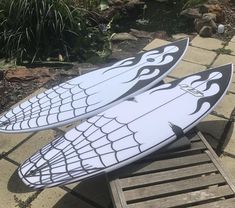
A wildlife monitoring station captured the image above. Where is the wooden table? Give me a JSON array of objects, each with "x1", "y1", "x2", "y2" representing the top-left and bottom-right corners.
[{"x1": 107, "y1": 129, "x2": 235, "y2": 208}]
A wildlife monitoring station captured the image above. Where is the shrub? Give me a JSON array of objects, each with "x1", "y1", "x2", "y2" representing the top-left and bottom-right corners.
[{"x1": 0, "y1": 0, "x2": 107, "y2": 63}]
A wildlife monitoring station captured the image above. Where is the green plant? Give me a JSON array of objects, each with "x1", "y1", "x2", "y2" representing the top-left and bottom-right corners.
[
  {"x1": 0, "y1": 0, "x2": 108, "y2": 63},
  {"x1": 214, "y1": 48, "x2": 233, "y2": 55}
]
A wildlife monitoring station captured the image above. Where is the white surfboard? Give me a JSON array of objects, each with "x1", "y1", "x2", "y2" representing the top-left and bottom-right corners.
[
  {"x1": 0, "y1": 39, "x2": 188, "y2": 133},
  {"x1": 18, "y1": 64, "x2": 233, "y2": 189}
]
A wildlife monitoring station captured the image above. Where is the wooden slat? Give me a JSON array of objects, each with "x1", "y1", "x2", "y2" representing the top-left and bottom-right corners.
[
  {"x1": 124, "y1": 174, "x2": 225, "y2": 203},
  {"x1": 119, "y1": 153, "x2": 210, "y2": 178},
  {"x1": 189, "y1": 197, "x2": 235, "y2": 208},
  {"x1": 128, "y1": 185, "x2": 234, "y2": 208},
  {"x1": 109, "y1": 179, "x2": 128, "y2": 208},
  {"x1": 119, "y1": 163, "x2": 217, "y2": 189},
  {"x1": 197, "y1": 130, "x2": 235, "y2": 193}
]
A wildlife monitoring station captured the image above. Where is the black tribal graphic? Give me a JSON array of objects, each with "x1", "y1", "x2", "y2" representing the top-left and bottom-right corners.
[
  {"x1": 18, "y1": 65, "x2": 233, "y2": 188},
  {"x1": 0, "y1": 39, "x2": 188, "y2": 133}
]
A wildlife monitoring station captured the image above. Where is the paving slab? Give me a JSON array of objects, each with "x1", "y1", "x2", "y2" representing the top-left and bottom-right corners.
[
  {"x1": 168, "y1": 60, "x2": 206, "y2": 78},
  {"x1": 31, "y1": 187, "x2": 95, "y2": 208},
  {"x1": 65, "y1": 175, "x2": 111, "y2": 208},
  {"x1": 212, "y1": 54, "x2": 235, "y2": 66},
  {"x1": 172, "y1": 33, "x2": 188, "y2": 40},
  {"x1": 197, "y1": 114, "x2": 228, "y2": 149},
  {"x1": 0, "y1": 88, "x2": 47, "y2": 154},
  {"x1": 0, "y1": 132, "x2": 34, "y2": 154},
  {"x1": 183, "y1": 46, "x2": 217, "y2": 66},
  {"x1": 220, "y1": 155, "x2": 235, "y2": 182},
  {"x1": 231, "y1": 35, "x2": 235, "y2": 43},
  {"x1": 223, "y1": 122, "x2": 235, "y2": 156},
  {"x1": 143, "y1": 38, "x2": 169, "y2": 51},
  {"x1": 213, "y1": 93, "x2": 235, "y2": 119},
  {"x1": 164, "y1": 76, "x2": 176, "y2": 83},
  {"x1": 191, "y1": 35, "x2": 224, "y2": 51},
  {"x1": 0, "y1": 159, "x2": 36, "y2": 208},
  {"x1": 8, "y1": 129, "x2": 58, "y2": 163},
  {"x1": 225, "y1": 41, "x2": 235, "y2": 56}
]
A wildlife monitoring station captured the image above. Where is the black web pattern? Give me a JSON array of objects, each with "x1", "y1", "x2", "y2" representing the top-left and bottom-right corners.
[
  {"x1": 0, "y1": 81, "x2": 99, "y2": 131},
  {"x1": 19, "y1": 114, "x2": 142, "y2": 187},
  {"x1": 0, "y1": 39, "x2": 187, "y2": 132}
]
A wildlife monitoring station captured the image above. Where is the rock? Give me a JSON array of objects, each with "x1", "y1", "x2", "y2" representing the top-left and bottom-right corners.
[
  {"x1": 199, "y1": 26, "x2": 213, "y2": 37},
  {"x1": 199, "y1": 4, "x2": 224, "y2": 23},
  {"x1": 203, "y1": 13, "x2": 216, "y2": 21},
  {"x1": 5, "y1": 67, "x2": 54, "y2": 84},
  {"x1": 111, "y1": 32, "x2": 138, "y2": 41},
  {"x1": 194, "y1": 15, "x2": 217, "y2": 33},
  {"x1": 130, "y1": 28, "x2": 153, "y2": 38},
  {"x1": 180, "y1": 8, "x2": 202, "y2": 19}
]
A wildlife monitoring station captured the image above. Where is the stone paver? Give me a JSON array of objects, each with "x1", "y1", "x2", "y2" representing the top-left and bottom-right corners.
[
  {"x1": 231, "y1": 35, "x2": 235, "y2": 43},
  {"x1": 213, "y1": 93, "x2": 235, "y2": 119},
  {"x1": 212, "y1": 54, "x2": 235, "y2": 66},
  {"x1": 8, "y1": 129, "x2": 58, "y2": 163},
  {"x1": 197, "y1": 114, "x2": 228, "y2": 149},
  {"x1": 169, "y1": 60, "x2": 206, "y2": 78},
  {"x1": 164, "y1": 76, "x2": 176, "y2": 83},
  {"x1": 0, "y1": 88, "x2": 46, "y2": 154},
  {"x1": 172, "y1": 33, "x2": 188, "y2": 40},
  {"x1": 183, "y1": 46, "x2": 217, "y2": 66},
  {"x1": 65, "y1": 175, "x2": 111, "y2": 208},
  {"x1": 223, "y1": 122, "x2": 235, "y2": 156},
  {"x1": 143, "y1": 38, "x2": 169, "y2": 51},
  {"x1": 220, "y1": 155, "x2": 235, "y2": 182},
  {"x1": 225, "y1": 41, "x2": 235, "y2": 56},
  {"x1": 191, "y1": 35, "x2": 224, "y2": 51},
  {"x1": 31, "y1": 187, "x2": 94, "y2": 208},
  {"x1": 0, "y1": 159, "x2": 36, "y2": 207},
  {"x1": 0, "y1": 132, "x2": 33, "y2": 154}
]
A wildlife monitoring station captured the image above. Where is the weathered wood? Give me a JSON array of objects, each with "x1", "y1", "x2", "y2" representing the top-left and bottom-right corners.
[
  {"x1": 128, "y1": 185, "x2": 234, "y2": 208},
  {"x1": 189, "y1": 197, "x2": 235, "y2": 208},
  {"x1": 119, "y1": 153, "x2": 210, "y2": 178},
  {"x1": 124, "y1": 174, "x2": 225, "y2": 203},
  {"x1": 109, "y1": 179, "x2": 128, "y2": 208},
  {"x1": 119, "y1": 163, "x2": 217, "y2": 189},
  {"x1": 197, "y1": 131, "x2": 235, "y2": 193},
  {"x1": 108, "y1": 129, "x2": 235, "y2": 208}
]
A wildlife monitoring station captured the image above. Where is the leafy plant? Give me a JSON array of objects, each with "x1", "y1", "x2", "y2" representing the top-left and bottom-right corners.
[{"x1": 0, "y1": 0, "x2": 108, "y2": 63}]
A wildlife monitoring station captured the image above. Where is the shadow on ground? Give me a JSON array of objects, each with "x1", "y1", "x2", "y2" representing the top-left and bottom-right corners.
[
  {"x1": 8, "y1": 169, "x2": 35, "y2": 193},
  {"x1": 53, "y1": 175, "x2": 112, "y2": 208},
  {"x1": 197, "y1": 119, "x2": 233, "y2": 151}
]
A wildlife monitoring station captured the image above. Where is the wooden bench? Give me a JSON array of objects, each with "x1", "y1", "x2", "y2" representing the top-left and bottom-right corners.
[{"x1": 107, "y1": 129, "x2": 235, "y2": 208}]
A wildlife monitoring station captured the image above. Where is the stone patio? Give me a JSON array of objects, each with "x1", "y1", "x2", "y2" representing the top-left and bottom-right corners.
[{"x1": 0, "y1": 35, "x2": 235, "y2": 208}]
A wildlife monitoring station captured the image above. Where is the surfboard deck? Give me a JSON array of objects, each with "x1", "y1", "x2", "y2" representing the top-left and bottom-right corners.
[
  {"x1": 0, "y1": 38, "x2": 188, "y2": 133},
  {"x1": 18, "y1": 64, "x2": 233, "y2": 189}
]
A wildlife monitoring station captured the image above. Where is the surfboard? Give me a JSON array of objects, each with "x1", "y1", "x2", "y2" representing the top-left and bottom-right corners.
[
  {"x1": 18, "y1": 64, "x2": 233, "y2": 188},
  {"x1": 0, "y1": 38, "x2": 188, "y2": 133}
]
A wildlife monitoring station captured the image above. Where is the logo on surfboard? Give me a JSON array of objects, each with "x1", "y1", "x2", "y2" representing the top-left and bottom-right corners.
[{"x1": 179, "y1": 84, "x2": 204, "y2": 97}]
